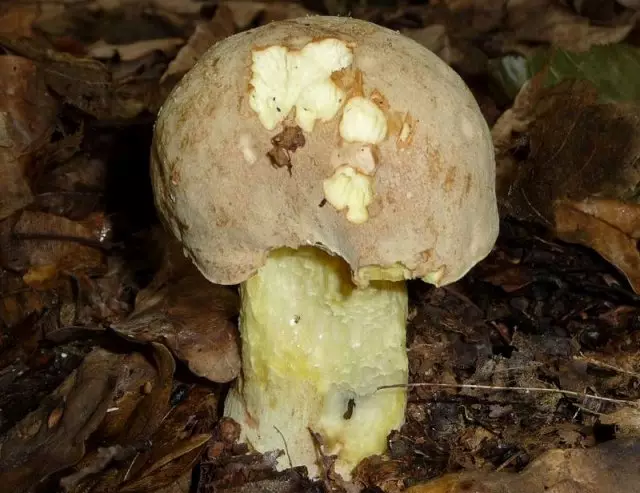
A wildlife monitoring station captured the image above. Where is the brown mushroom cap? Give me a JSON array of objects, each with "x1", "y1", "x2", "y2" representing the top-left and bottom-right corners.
[{"x1": 151, "y1": 16, "x2": 498, "y2": 288}]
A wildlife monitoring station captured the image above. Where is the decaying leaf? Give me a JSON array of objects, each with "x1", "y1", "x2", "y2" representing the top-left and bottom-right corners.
[
  {"x1": 267, "y1": 125, "x2": 306, "y2": 174},
  {"x1": 0, "y1": 56, "x2": 58, "y2": 220},
  {"x1": 600, "y1": 401, "x2": 640, "y2": 437},
  {"x1": 116, "y1": 387, "x2": 217, "y2": 493},
  {"x1": 0, "y1": 348, "x2": 124, "y2": 493},
  {"x1": 221, "y1": 1, "x2": 313, "y2": 30},
  {"x1": 59, "y1": 344, "x2": 183, "y2": 493},
  {"x1": 112, "y1": 234, "x2": 240, "y2": 383},
  {"x1": 87, "y1": 38, "x2": 185, "y2": 62},
  {"x1": 0, "y1": 35, "x2": 158, "y2": 120},
  {"x1": 197, "y1": 417, "x2": 319, "y2": 493},
  {"x1": 495, "y1": 79, "x2": 640, "y2": 292},
  {"x1": 502, "y1": 0, "x2": 637, "y2": 53},
  {"x1": 403, "y1": 24, "x2": 488, "y2": 76},
  {"x1": 160, "y1": 6, "x2": 236, "y2": 86},
  {"x1": 0, "y1": 210, "x2": 109, "y2": 285},
  {"x1": 405, "y1": 438, "x2": 640, "y2": 493}
]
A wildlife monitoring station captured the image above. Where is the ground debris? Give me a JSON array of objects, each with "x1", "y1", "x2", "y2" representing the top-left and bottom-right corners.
[
  {"x1": 267, "y1": 125, "x2": 306, "y2": 174},
  {"x1": 196, "y1": 418, "x2": 322, "y2": 493},
  {"x1": 404, "y1": 437, "x2": 640, "y2": 493}
]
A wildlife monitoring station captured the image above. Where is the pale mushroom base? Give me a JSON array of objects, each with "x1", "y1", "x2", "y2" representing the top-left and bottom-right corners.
[{"x1": 223, "y1": 246, "x2": 408, "y2": 478}]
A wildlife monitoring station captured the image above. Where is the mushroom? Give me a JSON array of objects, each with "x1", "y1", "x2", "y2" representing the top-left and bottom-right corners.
[{"x1": 151, "y1": 16, "x2": 498, "y2": 478}]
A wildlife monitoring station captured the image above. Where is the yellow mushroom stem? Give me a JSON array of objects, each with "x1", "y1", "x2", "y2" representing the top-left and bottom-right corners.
[{"x1": 223, "y1": 246, "x2": 408, "y2": 478}]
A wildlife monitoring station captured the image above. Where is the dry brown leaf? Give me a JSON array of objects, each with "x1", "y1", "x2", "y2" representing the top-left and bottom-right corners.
[
  {"x1": 160, "y1": 5, "x2": 235, "y2": 85},
  {"x1": 0, "y1": 5, "x2": 42, "y2": 38},
  {"x1": 87, "y1": 38, "x2": 184, "y2": 62},
  {"x1": 0, "y1": 35, "x2": 157, "y2": 120},
  {"x1": 57, "y1": 344, "x2": 176, "y2": 493},
  {"x1": 495, "y1": 79, "x2": 640, "y2": 292},
  {"x1": 115, "y1": 387, "x2": 218, "y2": 493},
  {"x1": 403, "y1": 24, "x2": 488, "y2": 76},
  {"x1": 0, "y1": 210, "x2": 109, "y2": 284},
  {"x1": 62, "y1": 384, "x2": 212, "y2": 493},
  {"x1": 504, "y1": 0, "x2": 636, "y2": 52},
  {"x1": 404, "y1": 438, "x2": 640, "y2": 493},
  {"x1": 599, "y1": 402, "x2": 640, "y2": 436},
  {"x1": 113, "y1": 258, "x2": 240, "y2": 383},
  {"x1": 554, "y1": 200, "x2": 640, "y2": 292},
  {"x1": 221, "y1": 1, "x2": 313, "y2": 30},
  {"x1": 0, "y1": 56, "x2": 58, "y2": 221},
  {"x1": 0, "y1": 348, "x2": 124, "y2": 493},
  {"x1": 618, "y1": 0, "x2": 640, "y2": 10}
]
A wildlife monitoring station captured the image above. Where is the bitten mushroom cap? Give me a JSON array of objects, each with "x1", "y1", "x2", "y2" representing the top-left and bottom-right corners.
[{"x1": 151, "y1": 16, "x2": 498, "y2": 288}]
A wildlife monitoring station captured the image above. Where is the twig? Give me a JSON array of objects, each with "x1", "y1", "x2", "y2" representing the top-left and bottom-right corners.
[
  {"x1": 574, "y1": 355, "x2": 640, "y2": 380},
  {"x1": 274, "y1": 426, "x2": 293, "y2": 470},
  {"x1": 496, "y1": 451, "x2": 522, "y2": 471},
  {"x1": 376, "y1": 382, "x2": 640, "y2": 408}
]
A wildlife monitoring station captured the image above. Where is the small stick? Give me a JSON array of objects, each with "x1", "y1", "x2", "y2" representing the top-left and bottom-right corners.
[
  {"x1": 274, "y1": 425, "x2": 293, "y2": 470},
  {"x1": 376, "y1": 382, "x2": 640, "y2": 408},
  {"x1": 573, "y1": 355, "x2": 640, "y2": 380}
]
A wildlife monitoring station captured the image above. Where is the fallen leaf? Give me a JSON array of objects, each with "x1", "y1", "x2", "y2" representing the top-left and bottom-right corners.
[
  {"x1": 0, "y1": 210, "x2": 109, "y2": 285},
  {"x1": 503, "y1": 0, "x2": 637, "y2": 53},
  {"x1": 0, "y1": 56, "x2": 58, "y2": 220},
  {"x1": 58, "y1": 344, "x2": 177, "y2": 492},
  {"x1": 599, "y1": 401, "x2": 640, "y2": 436},
  {"x1": 405, "y1": 438, "x2": 640, "y2": 493},
  {"x1": 61, "y1": 385, "x2": 211, "y2": 492},
  {"x1": 160, "y1": 6, "x2": 236, "y2": 86},
  {"x1": 0, "y1": 35, "x2": 158, "y2": 120},
  {"x1": 554, "y1": 200, "x2": 640, "y2": 293},
  {"x1": 494, "y1": 79, "x2": 640, "y2": 292},
  {"x1": 618, "y1": 0, "x2": 640, "y2": 10},
  {"x1": 527, "y1": 44, "x2": 640, "y2": 102},
  {"x1": 0, "y1": 3, "x2": 61, "y2": 38},
  {"x1": 221, "y1": 1, "x2": 313, "y2": 30},
  {"x1": 87, "y1": 37, "x2": 185, "y2": 62},
  {"x1": 112, "y1": 253, "x2": 240, "y2": 383},
  {"x1": 0, "y1": 348, "x2": 123, "y2": 493},
  {"x1": 403, "y1": 24, "x2": 488, "y2": 76}
]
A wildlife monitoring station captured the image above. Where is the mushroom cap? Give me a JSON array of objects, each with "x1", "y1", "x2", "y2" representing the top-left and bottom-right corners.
[{"x1": 151, "y1": 16, "x2": 498, "y2": 288}]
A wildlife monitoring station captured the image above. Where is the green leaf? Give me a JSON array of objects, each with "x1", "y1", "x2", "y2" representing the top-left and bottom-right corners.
[{"x1": 490, "y1": 44, "x2": 640, "y2": 102}]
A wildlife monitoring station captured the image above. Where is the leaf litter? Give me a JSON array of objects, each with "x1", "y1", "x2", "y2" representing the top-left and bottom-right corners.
[{"x1": 1, "y1": 0, "x2": 640, "y2": 492}]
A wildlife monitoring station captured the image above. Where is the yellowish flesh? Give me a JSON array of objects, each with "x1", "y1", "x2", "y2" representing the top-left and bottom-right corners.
[{"x1": 224, "y1": 247, "x2": 408, "y2": 478}]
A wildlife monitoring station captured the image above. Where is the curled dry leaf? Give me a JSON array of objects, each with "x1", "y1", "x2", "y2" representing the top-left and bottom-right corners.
[
  {"x1": 116, "y1": 386, "x2": 217, "y2": 493},
  {"x1": 113, "y1": 265, "x2": 240, "y2": 383},
  {"x1": 402, "y1": 24, "x2": 488, "y2": 76},
  {"x1": 221, "y1": 1, "x2": 313, "y2": 30},
  {"x1": 87, "y1": 38, "x2": 185, "y2": 62},
  {"x1": 0, "y1": 56, "x2": 58, "y2": 220},
  {"x1": 0, "y1": 210, "x2": 109, "y2": 286},
  {"x1": 404, "y1": 438, "x2": 640, "y2": 493},
  {"x1": 59, "y1": 343, "x2": 177, "y2": 493},
  {"x1": 0, "y1": 348, "x2": 123, "y2": 493},
  {"x1": 494, "y1": 79, "x2": 640, "y2": 293},
  {"x1": 160, "y1": 5, "x2": 236, "y2": 86},
  {"x1": 0, "y1": 35, "x2": 157, "y2": 120},
  {"x1": 503, "y1": 0, "x2": 636, "y2": 53},
  {"x1": 0, "y1": 3, "x2": 61, "y2": 38}
]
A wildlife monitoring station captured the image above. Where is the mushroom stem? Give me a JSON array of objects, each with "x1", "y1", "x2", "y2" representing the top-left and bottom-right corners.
[{"x1": 223, "y1": 246, "x2": 408, "y2": 478}]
